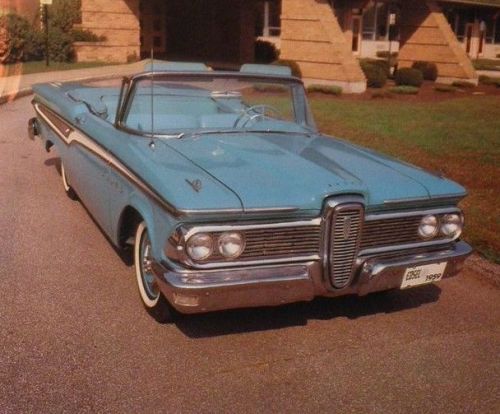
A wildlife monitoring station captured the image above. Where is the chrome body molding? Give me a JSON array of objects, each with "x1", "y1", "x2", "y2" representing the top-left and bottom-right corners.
[
  {"x1": 364, "y1": 207, "x2": 461, "y2": 221},
  {"x1": 152, "y1": 241, "x2": 472, "y2": 314}
]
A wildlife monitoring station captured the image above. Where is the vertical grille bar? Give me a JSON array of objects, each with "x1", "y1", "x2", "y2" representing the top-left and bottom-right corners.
[{"x1": 329, "y1": 204, "x2": 364, "y2": 289}]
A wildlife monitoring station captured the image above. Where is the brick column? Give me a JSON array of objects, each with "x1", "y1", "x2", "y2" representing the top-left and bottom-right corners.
[
  {"x1": 280, "y1": 0, "x2": 366, "y2": 93},
  {"x1": 398, "y1": 0, "x2": 477, "y2": 83},
  {"x1": 75, "y1": 0, "x2": 140, "y2": 63}
]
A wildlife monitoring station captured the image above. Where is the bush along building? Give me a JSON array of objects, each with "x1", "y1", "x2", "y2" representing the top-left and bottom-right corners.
[{"x1": 71, "y1": 0, "x2": 500, "y2": 92}]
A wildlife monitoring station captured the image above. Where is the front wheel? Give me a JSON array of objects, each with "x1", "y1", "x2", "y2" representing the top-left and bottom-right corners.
[{"x1": 134, "y1": 222, "x2": 174, "y2": 323}]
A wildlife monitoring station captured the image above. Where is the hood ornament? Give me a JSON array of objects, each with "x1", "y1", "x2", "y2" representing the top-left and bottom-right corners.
[{"x1": 186, "y1": 178, "x2": 202, "y2": 193}]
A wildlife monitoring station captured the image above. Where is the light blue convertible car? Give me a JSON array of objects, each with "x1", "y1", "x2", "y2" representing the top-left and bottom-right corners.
[{"x1": 29, "y1": 61, "x2": 472, "y2": 322}]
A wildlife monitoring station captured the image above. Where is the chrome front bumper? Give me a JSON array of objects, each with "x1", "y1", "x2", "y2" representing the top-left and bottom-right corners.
[{"x1": 153, "y1": 241, "x2": 472, "y2": 314}]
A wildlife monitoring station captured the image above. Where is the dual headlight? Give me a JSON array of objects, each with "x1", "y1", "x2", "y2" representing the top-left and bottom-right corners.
[
  {"x1": 418, "y1": 213, "x2": 463, "y2": 240},
  {"x1": 186, "y1": 232, "x2": 245, "y2": 261}
]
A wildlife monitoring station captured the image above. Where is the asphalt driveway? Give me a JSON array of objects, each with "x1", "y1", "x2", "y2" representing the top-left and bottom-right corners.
[{"x1": 0, "y1": 96, "x2": 499, "y2": 413}]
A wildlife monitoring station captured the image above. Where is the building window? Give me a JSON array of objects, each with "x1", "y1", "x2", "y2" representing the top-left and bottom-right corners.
[
  {"x1": 376, "y1": 2, "x2": 389, "y2": 40},
  {"x1": 256, "y1": 1, "x2": 281, "y2": 37},
  {"x1": 153, "y1": 36, "x2": 161, "y2": 48},
  {"x1": 495, "y1": 20, "x2": 500, "y2": 44},
  {"x1": 153, "y1": 19, "x2": 161, "y2": 31},
  {"x1": 362, "y1": 4, "x2": 376, "y2": 40},
  {"x1": 361, "y1": 1, "x2": 393, "y2": 41}
]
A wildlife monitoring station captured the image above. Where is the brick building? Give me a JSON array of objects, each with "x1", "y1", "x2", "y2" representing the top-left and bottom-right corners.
[
  {"x1": 0, "y1": 0, "x2": 39, "y2": 21},
  {"x1": 74, "y1": 0, "x2": 500, "y2": 92}
]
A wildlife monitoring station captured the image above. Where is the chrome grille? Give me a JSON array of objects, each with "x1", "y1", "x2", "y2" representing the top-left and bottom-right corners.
[
  {"x1": 211, "y1": 226, "x2": 321, "y2": 261},
  {"x1": 360, "y1": 215, "x2": 446, "y2": 251},
  {"x1": 329, "y1": 205, "x2": 363, "y2": 289}
]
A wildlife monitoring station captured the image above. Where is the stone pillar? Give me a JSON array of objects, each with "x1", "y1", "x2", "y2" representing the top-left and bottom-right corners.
[
  {"x1": 398, "y1": 0, "x2": 477, "y2": 83},
  {"x1": 280, "y1": 0, "x2": 366, "y2": 93},
  {"x1": 75, "y1": 0, "x2": 140, "y2": 63}
]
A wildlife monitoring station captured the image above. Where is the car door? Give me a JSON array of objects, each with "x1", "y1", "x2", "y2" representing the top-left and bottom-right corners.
[{"x1": 67, "y1": 116, "x2": 114, "y2": 236}]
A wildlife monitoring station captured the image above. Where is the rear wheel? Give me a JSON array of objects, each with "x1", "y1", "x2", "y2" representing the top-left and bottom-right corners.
[
  {"x1": 60, "y1": 161, "x2": 77, "y2": 200},
  {"x1": 134, "y1": 222, "x2": 174, "y2": 323}
]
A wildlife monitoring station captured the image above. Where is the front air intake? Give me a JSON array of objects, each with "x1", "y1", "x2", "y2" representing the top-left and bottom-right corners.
[{"x1": 328, "y1": 203, "x2": 364, "y2": 289}]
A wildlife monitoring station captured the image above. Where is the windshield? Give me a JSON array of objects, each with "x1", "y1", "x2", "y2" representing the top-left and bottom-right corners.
[{"x1": 122, "y1": 74, "x2": 316, "y2": 136}]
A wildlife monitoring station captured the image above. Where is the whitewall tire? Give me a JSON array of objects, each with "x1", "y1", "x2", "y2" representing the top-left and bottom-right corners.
[
  {"x1": 60, "y1": 161, "x2": 77, "y2": 200},
  {"x1": 134, "y1": 222, "x2": 173, "y2": 323}
]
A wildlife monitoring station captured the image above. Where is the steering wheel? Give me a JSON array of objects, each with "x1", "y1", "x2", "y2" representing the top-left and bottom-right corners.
[{"x1": 233, "y1": 104, "x2": 284, "y2": 128}]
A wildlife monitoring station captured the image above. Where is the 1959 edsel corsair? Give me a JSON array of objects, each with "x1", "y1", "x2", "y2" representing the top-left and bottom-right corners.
[{"x1": 28, "y1": 61, "x2": 472, "y2": 322}]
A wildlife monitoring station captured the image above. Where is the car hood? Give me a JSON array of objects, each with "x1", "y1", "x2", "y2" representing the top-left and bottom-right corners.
[{"x1": 160, "y1": 132, "x2": 466, "y2": 212}]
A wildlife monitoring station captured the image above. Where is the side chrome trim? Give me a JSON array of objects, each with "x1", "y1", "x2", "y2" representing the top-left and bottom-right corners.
[
  {"x1": 181, "y1": 218, "x2": 322, "y2": 240},
  {"x1": 34, "y1": 102, "x2": 299, "y2": 218},
  {"x1": 359, "y1": 239, "x2": 458, "y2": 256},
  {"x1": 383, "y1": 194, "x2": 465, "y2": 205},
  {"x1": 365, "y1": 207, "x2": 461, "y2": 221},
  {"x1": 34, "y1": 102, "x2": 183, "y2": 217}
]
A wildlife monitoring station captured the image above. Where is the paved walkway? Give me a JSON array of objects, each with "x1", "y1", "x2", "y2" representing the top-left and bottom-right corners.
[{"x1": 0, "y1": 61, "x2": 145, "y2": 104}]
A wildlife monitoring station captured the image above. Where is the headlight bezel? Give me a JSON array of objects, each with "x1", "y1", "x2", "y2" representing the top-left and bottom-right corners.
[
  {"x1": 440, "y1": 213, "x2": 464, "y2": 240},
  {"x1": 185, "y1": 232, "x2": 214, "y2": 261},
  {"x1": 184, "y1": 231, "x2": 246, "y2": 262},
  {"x1": 418, "y1": 214, "x2": 439, "y2": 240},
  {"x1": 217, "y1": 231, "x2": 246, "y2": 259}
]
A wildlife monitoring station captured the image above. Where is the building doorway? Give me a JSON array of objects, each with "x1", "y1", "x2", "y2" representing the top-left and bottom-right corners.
[
  {"x1": 465, "y1": 23, "x2": 474, "y2": 54},
  {"x1": 352, "y1": 15, "x2": 362, "y2": 54},
  {"x1": 165, "y1": 0, "x2": 254, "y2": 65}
]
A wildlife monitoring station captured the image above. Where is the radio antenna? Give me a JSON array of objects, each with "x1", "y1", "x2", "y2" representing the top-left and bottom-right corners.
[{"x1": 150, "y1": 47, "x2": 155, "y2": 147}]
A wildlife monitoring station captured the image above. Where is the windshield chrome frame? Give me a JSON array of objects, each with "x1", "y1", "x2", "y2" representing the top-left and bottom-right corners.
[{"x1": 115, "y1": 71, "x2": 316, "y2": 138}]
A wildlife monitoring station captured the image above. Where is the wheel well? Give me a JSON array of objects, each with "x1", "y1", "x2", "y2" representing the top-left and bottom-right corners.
[{"x1": 118, "y1": 206, "x2": 143, "y2": 250}]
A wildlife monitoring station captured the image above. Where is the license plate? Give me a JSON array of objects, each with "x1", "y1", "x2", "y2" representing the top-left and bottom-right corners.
[{"x1": 401, "y1": 262, "x2": 447, "y2": 289}]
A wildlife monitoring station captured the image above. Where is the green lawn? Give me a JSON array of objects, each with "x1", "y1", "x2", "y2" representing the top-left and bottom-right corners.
[
  {"x1": 1, "y1": 61, "x2": 115, "y2": 76},
  {"x1": 310, "y1": 96, "x2": 500, "y2": 263}
]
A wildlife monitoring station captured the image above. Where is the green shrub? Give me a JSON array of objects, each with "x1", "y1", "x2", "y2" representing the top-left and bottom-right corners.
[
  {"x1": 389, "y1": 85, "x2": 419, "y2": 95},
  {"x1": 49, "y1": 0, "x2": 82, "y2": 33},
  {"x1": 360, "y1": 58, "x2": 391, "y2": 76},
  {"x1": 434, "y1": 84, "x2": 456, "y2": 93},
  {"x1": 412, "y1": 61, "x2": 438, "y2": 81},
  {"x1": 360, "y1": 61, "x2": 387, "y2": 88},
  {"x1": 451, "y1": 80, "x2": 476, "y2": 88},
  {"x1": 307, "y1": 84, "x2": 342, "y2": 95},
  {"x1": 70, "y1": 28, "x2": 105, "y2": 42},
  {"x1": 473, "y1": 58, "x2": 500, "y2": 71},
  {"x1": 126, "y1": 51, "x2": 139, "y2": 63},
  {"x1": 0, "y1": 14, "x2": 33, "y2": 63},
  {"x1": 477, "y1": 75, "x2": 500, "y2": 86},
  {"x1": 47, "y1": 27, "x2": 75, "y2": 62},
  {"x1": 23, "y1": 28, "x2": 45, "y2": 61},
  {"x1": 394, "y1": 67, "x2": 423, "y2": 87},
  {"x1": 255, "y1": 39, "x2": 279, "y2": 63},
  {"x1": 273, "y1": 59, "x2": 302, "y2": 78},
  {"x1": 376, "y1": 51, "x2": 398, "y2": 59}
]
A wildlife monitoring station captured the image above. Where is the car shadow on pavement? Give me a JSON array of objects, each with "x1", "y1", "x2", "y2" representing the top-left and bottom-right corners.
[
  {"x1": 175, "y1": 285, "x2": 442, "y2": 338},
  {"x1": 44, "y1": 156, "x2": 61, "y2": 174}
]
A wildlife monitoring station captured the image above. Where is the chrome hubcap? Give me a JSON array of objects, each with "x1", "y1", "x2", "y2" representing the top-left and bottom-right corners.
[{"x1": 140, "y1": 232, "x2": 159, "y2": 300}]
